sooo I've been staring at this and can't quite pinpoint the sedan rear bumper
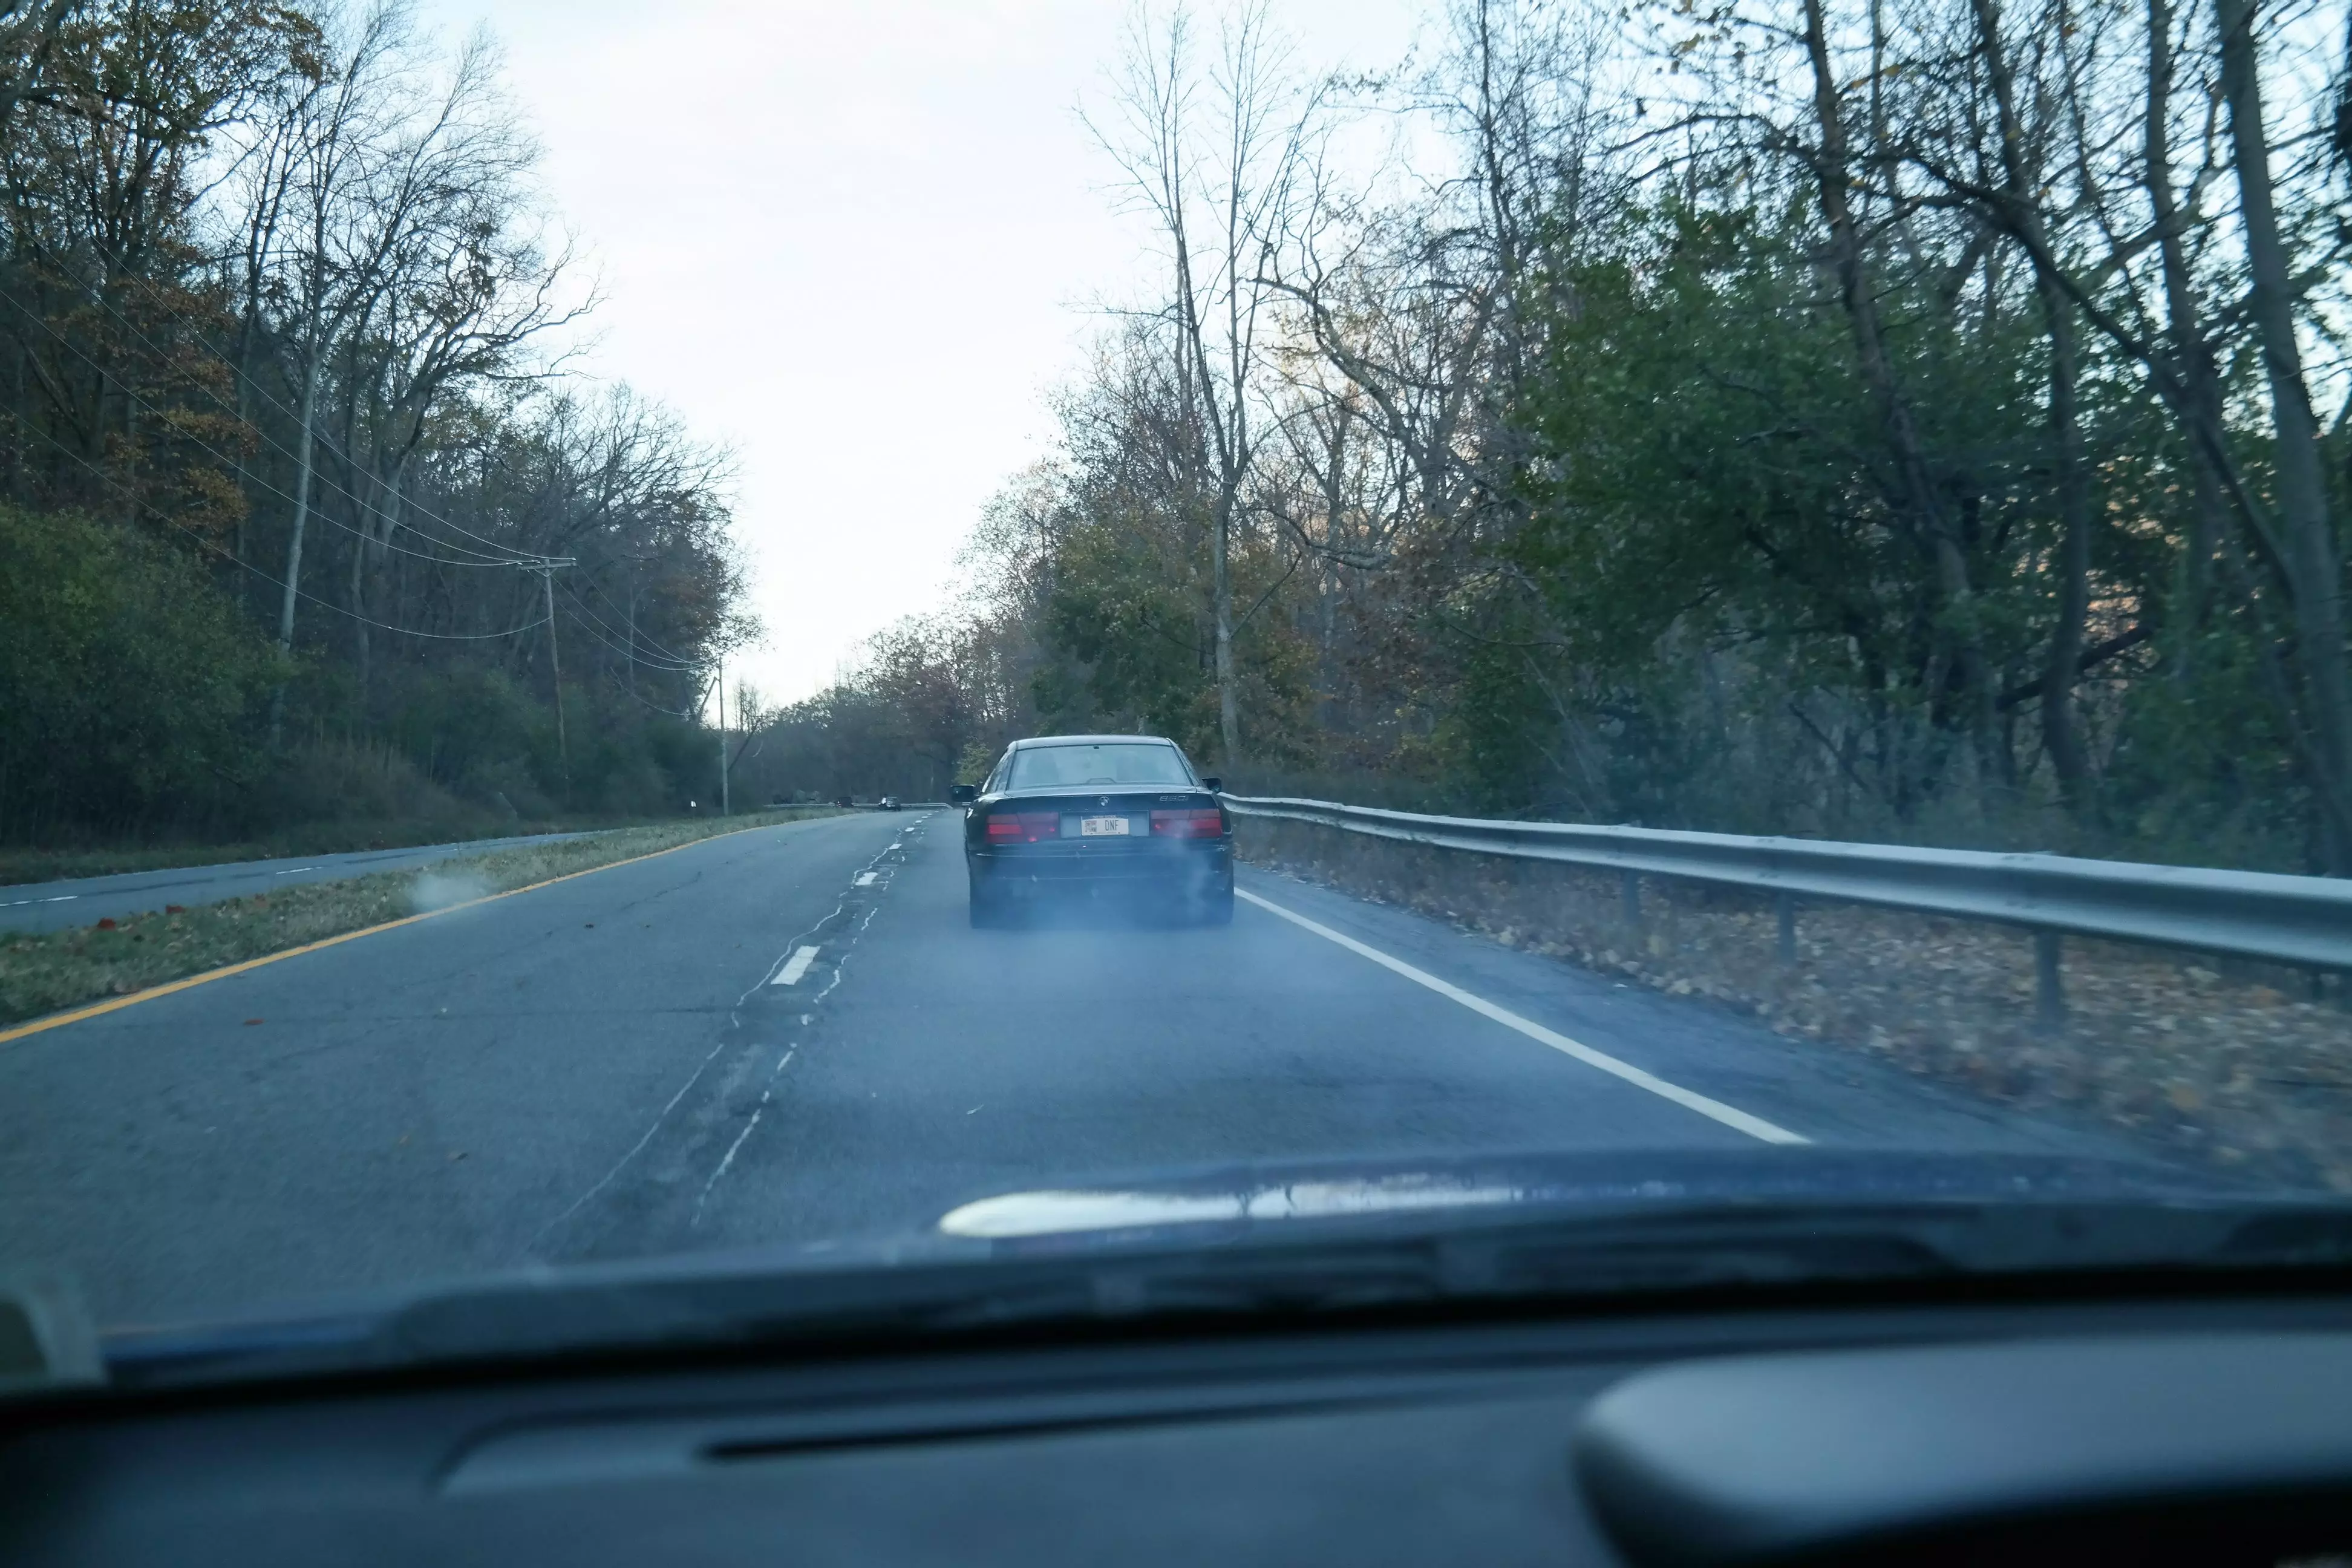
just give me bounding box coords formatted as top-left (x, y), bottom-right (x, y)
top-left (969, 840), bottom-right (1232, 890)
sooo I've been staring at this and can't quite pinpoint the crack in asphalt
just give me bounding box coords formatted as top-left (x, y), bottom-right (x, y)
top-left (527, 819), bottom-right (930, 1258)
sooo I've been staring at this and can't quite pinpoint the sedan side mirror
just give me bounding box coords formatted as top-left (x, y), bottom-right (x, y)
top-left (949, 783), bottom-right (978, 805)
top-left (1200, 776), bottom-right (1223, 793)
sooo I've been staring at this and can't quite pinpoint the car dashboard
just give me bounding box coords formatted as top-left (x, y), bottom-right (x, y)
top-left (6, 1282), bottom-right (2352, 1566)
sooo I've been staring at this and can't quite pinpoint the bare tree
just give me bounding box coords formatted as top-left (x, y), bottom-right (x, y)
top-left (261, 2), bottom-right (535, 731)
top-left (1091, 1), bottom-right (1323, 763)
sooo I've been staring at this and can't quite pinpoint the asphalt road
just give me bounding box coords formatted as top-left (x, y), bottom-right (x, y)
top-left (0, 809), bottom-right (2158, 1328)
top-left (0, 832), bottom-right (598, 933)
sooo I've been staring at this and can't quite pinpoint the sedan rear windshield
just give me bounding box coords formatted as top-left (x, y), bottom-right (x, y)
top-left (1008, 743), bottom-right (1194, 789)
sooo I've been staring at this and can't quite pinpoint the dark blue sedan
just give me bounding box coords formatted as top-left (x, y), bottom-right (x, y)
top-left (950, 735), bottom-right (1232, 927)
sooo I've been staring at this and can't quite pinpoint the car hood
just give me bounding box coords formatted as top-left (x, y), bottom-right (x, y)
top-left (934, 1145), bottom-right (2252, 1247)
top-left (77, 1144), bottom-right (2333, 1395)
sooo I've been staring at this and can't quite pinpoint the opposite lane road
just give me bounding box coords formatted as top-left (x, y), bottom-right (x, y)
top-left (0, 831), bottom-right (603, 933)
top-left (0, 809), bottom-right (2148, 1327)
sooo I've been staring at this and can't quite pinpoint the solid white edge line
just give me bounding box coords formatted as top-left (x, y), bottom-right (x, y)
top-left (771, 945), bottom-right (819, 986)
top-left (1234, 888), bottom-right (1808, 1146)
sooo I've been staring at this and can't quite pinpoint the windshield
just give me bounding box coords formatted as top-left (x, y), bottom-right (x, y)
top-left (1008, 744), bottom-right (1194, 789)
top-left (1, 0), bottom-right (2347, 1382)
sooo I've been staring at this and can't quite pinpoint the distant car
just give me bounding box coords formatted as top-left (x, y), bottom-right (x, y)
top-left (950, 734), bottom-right (1231, 927)
top-left (880, 795), bottom-right (900, 811)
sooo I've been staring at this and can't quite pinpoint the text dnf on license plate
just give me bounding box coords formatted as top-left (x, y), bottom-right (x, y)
top-left (1080, 815), bottom-right (1131, 837)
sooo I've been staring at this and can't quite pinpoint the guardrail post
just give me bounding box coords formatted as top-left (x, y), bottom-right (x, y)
top-left (2034, 930), bottom-right (2065, 1033)
top-left (1775, 892), bottom-right (1796, 965)
top-left (1620, 871), bottom-right (1641, 927)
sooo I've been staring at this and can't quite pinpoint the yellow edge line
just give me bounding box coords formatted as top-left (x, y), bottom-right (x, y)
top-left (0, 818), bottom-right (806, 1047)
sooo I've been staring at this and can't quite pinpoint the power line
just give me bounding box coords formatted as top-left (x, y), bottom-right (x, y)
top-left (0, 284), bottom-right (546, 572)
top-left (103, 275), bottom-right (595, 567)
top-left (28, 272), bottom-right (725, 670)
top-left (10, 266), bottom-right (727, 665)
top-left (560, 600), bottom-right (687, 671)
top-left (606, 670), bottom-right (702, 719)
top-left (10, 275), bottom-right (555, 567)
top-left (15, 417), bottom-right (554, 642)
top-left (15, 358), bottom-right (701, 660)
top-left (511, 558), bottom-right (575, 782)
top-left (555, 585), bottom-right (710, 672)
top-left (573, 563), bottom-right (699, 667)
top-left (5, 284), bottom-right (530, 568)
top-left (94, 275), bottom-right (554, 564)
top-left (556, 577), bottom-right (704, 671)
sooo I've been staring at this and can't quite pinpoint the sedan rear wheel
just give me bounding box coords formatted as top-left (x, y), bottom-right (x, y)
top-left (969, 875), bottom-right (1004, 929)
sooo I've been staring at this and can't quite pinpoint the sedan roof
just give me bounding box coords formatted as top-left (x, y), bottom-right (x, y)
top-left (1007, 734), bottom-right (1180, 749)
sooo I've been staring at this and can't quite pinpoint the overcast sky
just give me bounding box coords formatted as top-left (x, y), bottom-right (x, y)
top-left (408, 1), bottom-right (1427, 706)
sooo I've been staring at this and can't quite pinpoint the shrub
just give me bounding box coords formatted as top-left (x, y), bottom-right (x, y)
top-left (0, 507), bottom-right (284, 841)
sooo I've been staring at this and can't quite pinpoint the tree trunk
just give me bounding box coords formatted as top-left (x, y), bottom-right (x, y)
top-left (348, 487), bottom-right (371, 684)
top-left (2033, 272), bottom-right (2095, 811)
top-left (227, 301), bottom-right (261, 611)
top-left (2216, 0), bottom-right (2352, 869)
top-left (1799, 0), bottom-right (1995, 756)
top-left (1969, 0), bottom-right (2094, 812)
top-left (2144, 0), bottom-right (2226, 662)
top-left (626, 569), bottom-right (640, 701)
top-left (267, 348), bottom-right (322, 746)
top-left (276, 350), bottom-right (322, 650)
top-left (119, 361), bottom-right (138, 528)
top-left (1213, 488), bottom-right (1239, 764)
top-left (11, 336), bottom-right (24, 505)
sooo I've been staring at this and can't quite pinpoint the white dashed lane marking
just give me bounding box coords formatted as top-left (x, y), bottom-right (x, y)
top-left (770, 946), bottom-right (820, 987)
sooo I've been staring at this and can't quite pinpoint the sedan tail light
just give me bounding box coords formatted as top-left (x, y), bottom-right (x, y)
top-left (1151, 808), bottom-right (1224, 839)
top-left (985, 812), bottom-right (1060, 843)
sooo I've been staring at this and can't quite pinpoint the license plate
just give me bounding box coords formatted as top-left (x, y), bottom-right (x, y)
top-left (1079, 815), bottom-right (1130, 837)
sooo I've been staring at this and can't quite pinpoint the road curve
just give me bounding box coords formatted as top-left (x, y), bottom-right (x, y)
top-left (0, 809), bottom-right (2146, 1327)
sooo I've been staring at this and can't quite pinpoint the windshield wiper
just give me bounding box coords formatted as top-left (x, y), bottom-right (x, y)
top-left (97, 1197), bottom-right (2352, 1393)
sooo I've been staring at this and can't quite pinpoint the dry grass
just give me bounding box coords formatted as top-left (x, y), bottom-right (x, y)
top-left (1238, 818), bottom-right (2352, 1194)
top-left (0, 809), bottom-right (843, 1027)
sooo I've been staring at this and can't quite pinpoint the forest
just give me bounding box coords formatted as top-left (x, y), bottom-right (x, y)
top-left (745, 0), bottom-right (2352, 878)
top-left (0, 0), bottom-right (748, 850)
top-left (5, 0), bottom-right (2350, 877)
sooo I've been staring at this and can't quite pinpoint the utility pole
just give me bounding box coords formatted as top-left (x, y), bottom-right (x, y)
top-left (716, 653), bottom-right (730, 816)
top-left (512, 558), bottom-right (577, 793)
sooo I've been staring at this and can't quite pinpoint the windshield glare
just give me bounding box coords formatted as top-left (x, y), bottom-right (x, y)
top-left (1008, 745), bottom-right (1194, 789)
top-left (1, 0), bottom-right (2348, 1375)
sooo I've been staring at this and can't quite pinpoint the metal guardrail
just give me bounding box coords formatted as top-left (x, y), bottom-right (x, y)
top-left (1221, 795), bottom-right (2352, 1022)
